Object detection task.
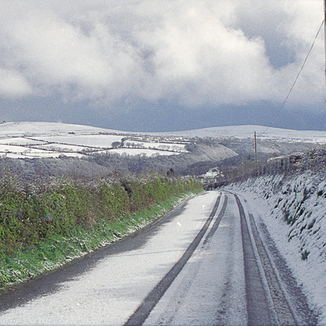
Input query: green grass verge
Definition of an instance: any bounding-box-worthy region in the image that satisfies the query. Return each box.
[0,190,203,291]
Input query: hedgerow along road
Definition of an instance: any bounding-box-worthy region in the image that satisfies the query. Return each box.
[0,191,317,325]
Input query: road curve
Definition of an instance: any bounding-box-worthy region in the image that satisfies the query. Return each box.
[0,191,317,325]
[143,192,317,325]
[235,193,317,326]
[0,192,219,325]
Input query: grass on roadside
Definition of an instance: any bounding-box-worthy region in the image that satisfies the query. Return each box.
[0,190,202,290]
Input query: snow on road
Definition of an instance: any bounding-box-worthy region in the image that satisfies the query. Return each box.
[0,190,318,325]
[226,176,326,325]
[144,193,247,326]
[0,192,218,326]
[144,192,316,325]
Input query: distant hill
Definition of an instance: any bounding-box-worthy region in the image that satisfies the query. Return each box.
[0,121,325,179]
[156,125,326,143]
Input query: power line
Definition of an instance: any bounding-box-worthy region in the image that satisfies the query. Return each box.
[262,19,325,135]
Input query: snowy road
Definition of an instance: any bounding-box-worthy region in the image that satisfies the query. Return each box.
[0,191,317,325]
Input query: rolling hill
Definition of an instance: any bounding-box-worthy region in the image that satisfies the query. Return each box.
[0,121,325,180]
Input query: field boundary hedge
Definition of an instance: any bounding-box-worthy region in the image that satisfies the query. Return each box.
[0,171,203,290]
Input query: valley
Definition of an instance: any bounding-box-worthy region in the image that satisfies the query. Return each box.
[0,121,325,181]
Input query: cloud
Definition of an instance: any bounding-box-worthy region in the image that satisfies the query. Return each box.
[0,68,32,97]
[0,0,324,107]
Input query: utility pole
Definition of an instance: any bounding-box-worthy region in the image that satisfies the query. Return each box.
[324,0,326,95]
[254,131,258,173]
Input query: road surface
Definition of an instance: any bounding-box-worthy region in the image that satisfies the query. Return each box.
[0,191,317,325]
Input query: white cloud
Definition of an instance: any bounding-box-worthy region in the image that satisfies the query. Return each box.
[0,68,32,97]
[0,0,324,107]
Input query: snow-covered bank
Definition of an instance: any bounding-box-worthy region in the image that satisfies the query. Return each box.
[225,173,326,324]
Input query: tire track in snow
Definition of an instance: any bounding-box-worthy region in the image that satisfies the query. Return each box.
[124,193,222,326]
[144,194,229,326]
[248,211,318,325]
[235,194,297,325]
[202,194,228,246]
[135,192,316,326]
[213,193,246,326]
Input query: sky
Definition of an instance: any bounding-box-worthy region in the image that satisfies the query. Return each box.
[0,0,325,132]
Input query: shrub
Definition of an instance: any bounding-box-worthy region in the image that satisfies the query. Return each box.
[0,171,203,259]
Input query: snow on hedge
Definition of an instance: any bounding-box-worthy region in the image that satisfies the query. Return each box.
[225,172,326,324]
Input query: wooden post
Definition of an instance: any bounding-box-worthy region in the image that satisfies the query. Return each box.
[254,131,258,173]
[324,0,326,94]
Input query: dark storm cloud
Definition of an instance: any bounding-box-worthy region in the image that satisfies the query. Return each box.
[0,0,324,129]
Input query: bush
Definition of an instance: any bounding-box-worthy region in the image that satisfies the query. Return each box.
[0,171,203,259]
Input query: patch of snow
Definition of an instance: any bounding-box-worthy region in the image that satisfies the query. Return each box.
[35,143,96,153]
[109,148,180,157]
[33,134,124,148]
[123,140,187,153]
[0,138,46,146]
[0,121,115,138]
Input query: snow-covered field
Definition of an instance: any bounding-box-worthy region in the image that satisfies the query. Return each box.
[1,121,326,322]
[225,173,326,324]
[167,125,326,143]
[1,121,326,159]
[0,122,187,158]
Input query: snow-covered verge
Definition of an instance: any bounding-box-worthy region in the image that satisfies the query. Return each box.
[225,172,326,324]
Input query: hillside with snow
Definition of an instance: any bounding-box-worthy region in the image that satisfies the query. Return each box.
[163,125,326,143]
[0,121,189,159]
[224,148,326,324]
[0,121,326,159]
[0,121,325,180]
[1,121,326,322]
